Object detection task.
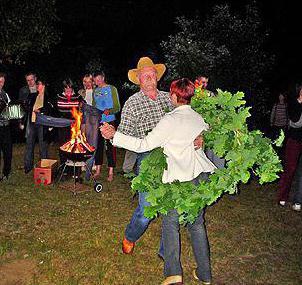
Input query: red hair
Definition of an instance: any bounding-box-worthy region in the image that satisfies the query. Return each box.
[170,78,195,104]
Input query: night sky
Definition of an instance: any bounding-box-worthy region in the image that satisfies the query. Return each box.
[53,0,302,88]
[3,0,300,97]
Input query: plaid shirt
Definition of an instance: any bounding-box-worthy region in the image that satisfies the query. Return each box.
[118,90,173,138]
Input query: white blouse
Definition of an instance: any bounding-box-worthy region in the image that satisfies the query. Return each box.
[113,105,216,183]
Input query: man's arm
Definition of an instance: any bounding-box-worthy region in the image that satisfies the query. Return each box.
[116,99,137,136]
[108,86,120,115]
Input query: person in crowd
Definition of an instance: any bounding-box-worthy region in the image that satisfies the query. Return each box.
[56,78,81,175]
[269,92,288,140]
[291,155,302,211]
[89,70,120,182]
[0,72,12,181]
[99,57,203,256]
[18,72,48,174]
[78,74,99,148]
[195,75,215,97]
[195,75,225,170]
[121,150,137,177]
[277,84,302,210]
[101,78,215,285]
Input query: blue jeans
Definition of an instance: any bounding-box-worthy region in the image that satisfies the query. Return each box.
[24,122,48,172]
[82,104,100,148]
[124,152,152,242]
[35,113,72,128]
[162,174,212,282]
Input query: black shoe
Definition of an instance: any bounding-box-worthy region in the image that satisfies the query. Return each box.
[0,175,9,182]
[24,168,31,174]
[157,252,164,261]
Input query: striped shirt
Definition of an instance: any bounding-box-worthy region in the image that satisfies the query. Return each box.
[57,92,81,119]
[117,90,173,138]
[270,103,288,127]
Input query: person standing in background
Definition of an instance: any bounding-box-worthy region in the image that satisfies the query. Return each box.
[19,72,48,174]
[56,78,81,171]
[0,72,12,181]
[121,150,137,177]
[90,71,120,182]
[78,74,99,148]
[277,84,302,209]
[270,92,288,140]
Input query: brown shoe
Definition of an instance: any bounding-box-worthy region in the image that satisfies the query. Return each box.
[122,237,135,254]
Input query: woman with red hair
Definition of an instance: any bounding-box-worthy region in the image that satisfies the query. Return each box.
[102,78,215,285]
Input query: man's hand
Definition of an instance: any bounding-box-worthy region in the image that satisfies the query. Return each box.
[194,135,204,150]
[100,122,116,139]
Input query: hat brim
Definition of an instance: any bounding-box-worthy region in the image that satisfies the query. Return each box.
[128,64,166,85]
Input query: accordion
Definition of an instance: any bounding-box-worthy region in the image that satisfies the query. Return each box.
[1,104,25,120]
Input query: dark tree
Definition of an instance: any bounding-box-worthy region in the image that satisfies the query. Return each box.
[0,0,60,64]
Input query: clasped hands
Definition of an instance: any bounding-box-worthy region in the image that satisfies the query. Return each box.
[100,122,116,140]
[100,123,204,149]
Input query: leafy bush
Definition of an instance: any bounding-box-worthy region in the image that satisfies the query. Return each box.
[132,88,283,224]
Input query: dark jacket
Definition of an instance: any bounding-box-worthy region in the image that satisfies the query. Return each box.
[287,96,302,141]
[0,89,10,127]
[18,86,53,125]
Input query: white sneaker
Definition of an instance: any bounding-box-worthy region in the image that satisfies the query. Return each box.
[279,200,286,206]
[292,203,301,212]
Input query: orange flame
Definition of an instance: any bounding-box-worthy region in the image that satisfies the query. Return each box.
[71,107,82,140]
[60,107,95,153]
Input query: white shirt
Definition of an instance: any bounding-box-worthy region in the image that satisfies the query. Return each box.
[85,89,93,106]
[113,105,216,183]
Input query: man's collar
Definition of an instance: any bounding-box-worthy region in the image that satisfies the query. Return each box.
[140,89,160,99]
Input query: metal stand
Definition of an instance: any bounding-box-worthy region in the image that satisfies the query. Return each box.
[54,159,103,194]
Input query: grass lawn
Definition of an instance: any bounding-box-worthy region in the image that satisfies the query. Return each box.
[0,144,301,285]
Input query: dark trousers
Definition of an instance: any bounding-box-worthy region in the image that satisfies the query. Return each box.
[278,137,302,201]
[24,122,48,172]
[58,126,71,165]
[0,126,12,177]
[95,122,116,167]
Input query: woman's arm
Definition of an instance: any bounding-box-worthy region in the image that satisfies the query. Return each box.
[105,116,172,153]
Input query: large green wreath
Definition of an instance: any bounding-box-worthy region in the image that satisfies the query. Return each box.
[131,88,283,224]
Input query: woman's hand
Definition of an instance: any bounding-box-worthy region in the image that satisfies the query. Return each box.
[194,135,204,150]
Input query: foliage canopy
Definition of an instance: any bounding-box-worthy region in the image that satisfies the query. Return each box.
[0,0,60,64]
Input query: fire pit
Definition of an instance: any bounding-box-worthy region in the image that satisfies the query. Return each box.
[56,108,103,193]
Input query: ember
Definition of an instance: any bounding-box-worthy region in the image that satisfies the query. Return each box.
[60,107,95,154]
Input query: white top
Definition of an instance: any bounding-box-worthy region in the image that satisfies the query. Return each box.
[113,105,216,183]
[85,89,93,106]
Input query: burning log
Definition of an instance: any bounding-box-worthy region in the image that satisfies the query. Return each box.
[60,108,95,155]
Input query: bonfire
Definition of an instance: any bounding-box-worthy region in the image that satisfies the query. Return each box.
[60,108,95,154]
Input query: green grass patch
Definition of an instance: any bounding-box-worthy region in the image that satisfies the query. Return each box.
[0,144,301,284]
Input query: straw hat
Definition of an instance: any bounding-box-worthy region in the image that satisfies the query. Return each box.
[128,57,166,85]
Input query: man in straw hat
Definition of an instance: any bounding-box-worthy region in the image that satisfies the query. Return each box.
[101,57,203,256]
